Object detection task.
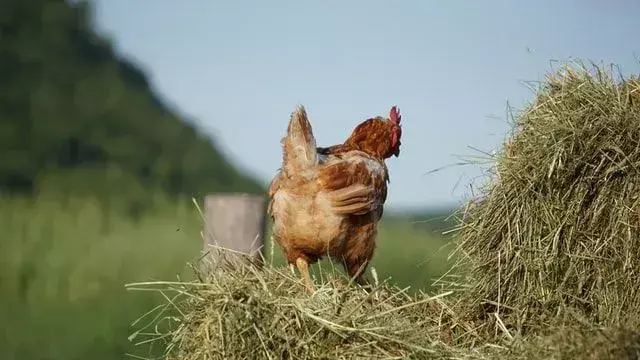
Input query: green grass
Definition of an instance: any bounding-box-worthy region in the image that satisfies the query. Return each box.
[0,196,202,360]
[0,195,453,360]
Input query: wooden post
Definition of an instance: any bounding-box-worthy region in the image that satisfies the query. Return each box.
[202,193,266,272]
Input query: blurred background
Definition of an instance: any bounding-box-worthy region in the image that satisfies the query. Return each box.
[1,0,638,359]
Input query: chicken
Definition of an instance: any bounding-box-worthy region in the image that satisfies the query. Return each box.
[267,105,402,292]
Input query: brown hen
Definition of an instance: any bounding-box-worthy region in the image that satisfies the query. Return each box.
[267,105,402,292]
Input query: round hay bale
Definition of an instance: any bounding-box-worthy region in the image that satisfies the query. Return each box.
[456,62,640,333]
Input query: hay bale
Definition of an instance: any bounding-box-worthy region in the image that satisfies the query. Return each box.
[504,325,640,360]
[456,62,640,334]
[126,252,465,360]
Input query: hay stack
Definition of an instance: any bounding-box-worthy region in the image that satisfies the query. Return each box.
[126,255,462,360]
[456,62,640,334]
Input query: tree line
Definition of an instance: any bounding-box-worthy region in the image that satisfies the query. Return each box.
[0,0,263,215]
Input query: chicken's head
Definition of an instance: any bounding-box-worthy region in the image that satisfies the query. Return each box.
[340,105,404,160]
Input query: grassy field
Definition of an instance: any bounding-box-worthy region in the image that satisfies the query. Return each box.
[0,195,454,360]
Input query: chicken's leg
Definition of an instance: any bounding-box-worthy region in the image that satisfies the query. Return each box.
[295,257,315,293]
[346,261,373,292]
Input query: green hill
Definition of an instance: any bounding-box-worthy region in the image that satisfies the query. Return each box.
[0,0,263,213]
[0,1,265,359]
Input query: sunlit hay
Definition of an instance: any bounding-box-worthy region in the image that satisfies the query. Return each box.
[454,61,640,339]
[126,249,466,360]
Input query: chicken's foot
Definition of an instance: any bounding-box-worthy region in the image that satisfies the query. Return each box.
[295,257,315,293]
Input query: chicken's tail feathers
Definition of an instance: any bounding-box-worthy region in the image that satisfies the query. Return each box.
[282,105,318,174]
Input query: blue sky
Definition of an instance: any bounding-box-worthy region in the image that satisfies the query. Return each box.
[91,0,639,210]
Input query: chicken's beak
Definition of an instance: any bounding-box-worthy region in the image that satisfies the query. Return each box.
[393,147,400,157]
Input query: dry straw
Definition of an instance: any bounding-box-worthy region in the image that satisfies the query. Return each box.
[125,251,465,360]
[454,61,640,335]
[127,61,640,359]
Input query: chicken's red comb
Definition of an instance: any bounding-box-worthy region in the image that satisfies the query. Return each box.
[390,106,401,124]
